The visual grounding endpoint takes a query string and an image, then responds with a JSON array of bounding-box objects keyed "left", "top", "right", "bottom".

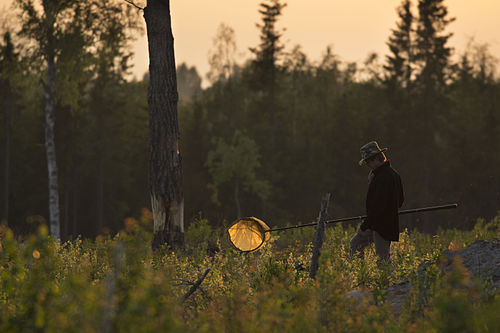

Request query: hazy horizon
[{"left": 1, "top": 0, "right": 499, "bottom": 84}]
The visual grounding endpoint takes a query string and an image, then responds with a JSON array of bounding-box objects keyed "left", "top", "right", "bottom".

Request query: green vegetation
[
  {"left": 1, "top": 213, "right": 498, "bottom": 332},
  {"left": 1, "top": 1, "right": 498, "bottom": 330},
  {"left": 2, "top": 0, "right": 500, "bottom": 238}
]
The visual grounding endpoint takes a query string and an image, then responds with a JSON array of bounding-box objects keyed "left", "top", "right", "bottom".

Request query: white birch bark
[{"left": 44, "top": 46, "right": 60, "bottom": 239}]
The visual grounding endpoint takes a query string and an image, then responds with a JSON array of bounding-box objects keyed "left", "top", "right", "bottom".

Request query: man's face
[{"left": 365, "top": 158, "right": 380, "bottom": 170}]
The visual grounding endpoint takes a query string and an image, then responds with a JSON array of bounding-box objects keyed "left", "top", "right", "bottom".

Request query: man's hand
[
  {"left": 359, "top": 219, "right": 370, "bottom": 232},
  {"left": 357, "top": 219, "right": 372, "bottom": 237},
  {"left": 357, "top": 227, "right": 372, "bottom": 238}
]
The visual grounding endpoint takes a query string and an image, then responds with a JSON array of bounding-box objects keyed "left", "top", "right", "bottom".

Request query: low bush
[{"left": 0, "top": 213, "right": 498, "bottom": 332}]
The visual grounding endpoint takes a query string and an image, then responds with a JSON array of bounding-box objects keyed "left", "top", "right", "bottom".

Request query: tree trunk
[
  {"left": 62, "top": 173, "right": 73, "bottom": 240},
  {"left": 72, "top": 183, "right": 78, "bottom": 236},
  {"left": 269, "top": 66, "right": 276, "bottom": 150},
  {"left": 63, "top": 181, "right": 69, "bottom": 240},
  {"left": 2, "top": 96, "right": 11, "bottom": 225},
  {"left": 97, "top": 152, "right": 104, "bottom": 235},
  {"left": 144, "top": 0, "right": 184, "bottom": 251},
  {"left": 234, "top": 182, "right": 241, "bottom": 219},
  {"left": 44, "top": 46, "right": 61, "bottom": 239}
]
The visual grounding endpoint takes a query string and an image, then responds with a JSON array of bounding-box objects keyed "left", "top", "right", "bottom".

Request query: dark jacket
[{"left": 360, "top": 160, "right": 404, "bottom": 241}]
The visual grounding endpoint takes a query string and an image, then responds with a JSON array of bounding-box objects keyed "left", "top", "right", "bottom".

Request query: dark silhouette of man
[{"left": 350, "top": 141, "right": 404, "bottom": 262}]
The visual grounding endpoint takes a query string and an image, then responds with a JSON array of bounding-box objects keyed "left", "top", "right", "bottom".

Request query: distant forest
[{"left": 1, "top": 0, "right": 499, "bottom": 239}]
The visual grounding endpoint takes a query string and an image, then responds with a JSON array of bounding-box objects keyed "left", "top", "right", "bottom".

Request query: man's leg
[
  {"left": 349, "top": 229, "right": 373, "bottom": 259},
  {"left": 373, "top": 231, "right": 391, "bottom": 262}
]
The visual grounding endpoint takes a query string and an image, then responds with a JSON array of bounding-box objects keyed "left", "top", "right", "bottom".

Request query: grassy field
[{"left": 1, "top": 211, "right": 499, "bottom": 332}]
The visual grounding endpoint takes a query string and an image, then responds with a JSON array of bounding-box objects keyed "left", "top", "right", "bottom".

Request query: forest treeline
[{"left": 1, "top": 0, "right": 499, "bottom": 239}]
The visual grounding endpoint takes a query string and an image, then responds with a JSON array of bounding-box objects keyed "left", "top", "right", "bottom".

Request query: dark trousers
[{"left": 349, "top": 229, "right": 391, "bottom": 261}]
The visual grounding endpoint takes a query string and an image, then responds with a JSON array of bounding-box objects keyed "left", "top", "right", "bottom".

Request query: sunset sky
[{"left": 1, "top": 0, "right": 499, "bottom": 83}]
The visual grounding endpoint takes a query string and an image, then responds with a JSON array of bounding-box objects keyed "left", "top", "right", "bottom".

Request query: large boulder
[
  {"left": 442, "top": 239, "right": 500, "bottom": 288},
  {"left": 387, "top": 238, "right": 500, "bottom": 315}
]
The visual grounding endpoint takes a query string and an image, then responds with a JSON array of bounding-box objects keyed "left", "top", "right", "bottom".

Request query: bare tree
[{"left": 143, "top": 0, "right": 184, "bottom": 250}]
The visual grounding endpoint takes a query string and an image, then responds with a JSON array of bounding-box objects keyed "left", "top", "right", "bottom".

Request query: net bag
[{"left": 227, "top": 217, "right": 271, "bottom": 252}]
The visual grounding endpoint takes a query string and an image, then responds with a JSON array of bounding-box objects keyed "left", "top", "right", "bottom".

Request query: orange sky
[{"left": 1, "top": 0, "right": 499, "bottom": 83}]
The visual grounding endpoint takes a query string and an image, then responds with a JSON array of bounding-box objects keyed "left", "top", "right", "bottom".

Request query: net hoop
[{"left": 227, "top": 217, "right": 271, "bottom": 252}]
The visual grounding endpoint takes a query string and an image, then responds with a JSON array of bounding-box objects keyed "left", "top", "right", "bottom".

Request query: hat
[{"left": 359, "top": 141, "right": 388, "bottom": 166}]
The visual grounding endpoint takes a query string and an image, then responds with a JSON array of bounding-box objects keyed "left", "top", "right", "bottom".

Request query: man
[{"left": 350, "top": 141, "right": 404, "bottom": 262}]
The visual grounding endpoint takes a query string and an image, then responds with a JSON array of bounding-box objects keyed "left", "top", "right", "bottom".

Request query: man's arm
[{"left": 360, "top": 219, "right": 370, "bottom": 231}]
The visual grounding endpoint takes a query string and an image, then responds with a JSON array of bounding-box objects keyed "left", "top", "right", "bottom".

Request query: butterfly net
[{"left": 227, "top": 217, "right": 271, "bottom": 252}]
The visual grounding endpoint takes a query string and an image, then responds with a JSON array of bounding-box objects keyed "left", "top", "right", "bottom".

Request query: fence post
[{"left": 309, "top": 193, "right": 331, "bottom": 279}]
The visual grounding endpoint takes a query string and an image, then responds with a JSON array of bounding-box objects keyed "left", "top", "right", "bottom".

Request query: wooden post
[{"left": 309, "top": 193, "right": 331, "bottom": 279}]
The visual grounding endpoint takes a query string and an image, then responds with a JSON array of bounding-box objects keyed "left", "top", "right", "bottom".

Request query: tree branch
[
  {"left": 181, "top": 268, "right": 210, "bottom": 302},
  {"left": 123, "top": 0, "right": 144, "bottom": 10}
]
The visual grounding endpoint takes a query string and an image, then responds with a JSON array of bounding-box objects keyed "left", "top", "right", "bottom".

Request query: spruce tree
[
  {"left": 414, "top": 0, "right": 455, "bottom": 92},
  {"left": 383, "top": 0, "right": 414, "bottom": 184},
  {"left": 384, "top": 0, "right": 413, "bottom": 89},
  {"left": 249, "top": 0, "right": 287, "bottom": 147},
  {"left": 413, "top": 0, "right": 455, "bottom": 231},
  {"left": 250, "top": 0, "right": 287, "bottom": 87}
]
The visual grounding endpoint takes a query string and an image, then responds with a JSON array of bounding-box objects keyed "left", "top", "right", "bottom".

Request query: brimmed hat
[{"left": 359, "top": 141, "right": 388, "bottom": 166}]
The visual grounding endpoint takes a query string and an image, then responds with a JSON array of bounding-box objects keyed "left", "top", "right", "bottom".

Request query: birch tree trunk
[
  {"left": 144, "top": 0, "right": 184, "bottom": 250},
  {"left": 44, "top": 33, "right": 61, "bottom": 239}
]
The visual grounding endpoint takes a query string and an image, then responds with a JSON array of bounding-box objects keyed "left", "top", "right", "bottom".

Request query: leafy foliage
[
  {"left": 1, "top": 0, "right": 500, "bottom": 239},
  {"left": 0, "top": 214, "right": 498, "bottom": 331},
  {"left": 206, "top": 130, "right": 271, "bottom": 217}
]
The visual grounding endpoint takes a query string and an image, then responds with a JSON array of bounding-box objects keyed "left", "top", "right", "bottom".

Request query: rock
[
  {"left": 387, "top": 238, "right": 500, "bottom": 316},
  {"left": 442, "top": 239, "right": 500, "bottom": 288},
  {"left": 346, "top": 289, "right": 372, "bottom": 305},
  {"left": 386, "top": 280, "right": 410, "bottom": 315}
]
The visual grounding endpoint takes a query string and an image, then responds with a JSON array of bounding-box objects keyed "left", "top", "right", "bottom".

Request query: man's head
[
  {"left": 359, "top": 141, "right": 388, "bottom": 169},
  {"left": 364, "top": 152, "right": 387, "bottom": 170}
]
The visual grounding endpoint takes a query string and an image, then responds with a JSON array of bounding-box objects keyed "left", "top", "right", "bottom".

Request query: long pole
[{"left": 265, "top": 203, "right": 458, "bottom": 233}]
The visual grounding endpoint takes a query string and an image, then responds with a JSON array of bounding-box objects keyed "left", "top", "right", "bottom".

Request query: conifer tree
[
  {"left": 413, "top": 0, "right": 455, "bottom": 149},
  {"left": 414, "top": 0, "right": 455, "bottom": 92},
  {"left": 412, "top": 0, "right": 455, "bottom": 230},
  {"left": 249, "top": 0, "right": 287, "bottom": 147},
  {"left": 250, "top": 0, "right": 287, "bottom": 85},
  {"left": 383, "top": 0, "right": 414, "bottom": 173},
  {"left": 384, "top": 0, "right": 413, "bottom": 89}
]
